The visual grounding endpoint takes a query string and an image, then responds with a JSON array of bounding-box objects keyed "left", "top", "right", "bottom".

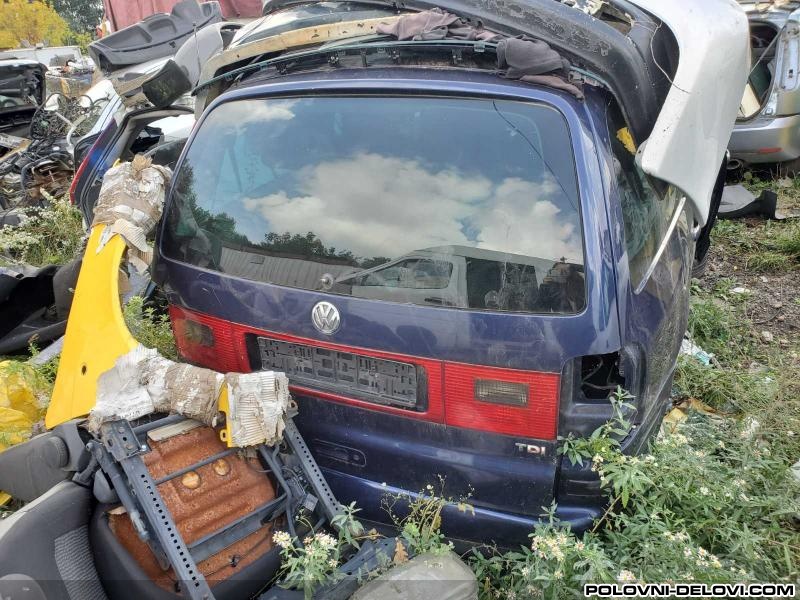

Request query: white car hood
[{"left": 630, "top": 0, "right": 749, "bottom": 225}]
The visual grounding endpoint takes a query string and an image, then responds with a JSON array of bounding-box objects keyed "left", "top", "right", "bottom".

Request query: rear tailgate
[{"left": 156, "top": 76, "right": 620, "bottom": 544}]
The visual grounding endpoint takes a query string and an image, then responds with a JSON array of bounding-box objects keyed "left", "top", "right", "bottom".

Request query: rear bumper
[
  {"left": 322, "top": 470, "right": 600, "bottom": 549},
  {"left": 302, "top": 386, "right": 668, "bottom": 548},
  {"left": 729, "top": 114, "right": 800, "bottom": 164}
]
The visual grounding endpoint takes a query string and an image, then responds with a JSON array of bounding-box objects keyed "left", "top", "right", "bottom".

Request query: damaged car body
[{"left": 149, "top": 0, "right": 748, "bottom": 547}]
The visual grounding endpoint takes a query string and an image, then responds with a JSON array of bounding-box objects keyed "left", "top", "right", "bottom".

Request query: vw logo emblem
[{"left": 311, "top": 301, "right": 341, "bottom": 334}]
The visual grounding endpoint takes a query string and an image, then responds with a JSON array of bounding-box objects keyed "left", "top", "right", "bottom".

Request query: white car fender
[{"left": 631, "top": 0, "right": 750, "bottom": 226}]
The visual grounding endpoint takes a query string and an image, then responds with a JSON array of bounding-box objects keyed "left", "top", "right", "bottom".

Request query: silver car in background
[{"left": 730, "top": 0, "right": 800, "bottom": 168}]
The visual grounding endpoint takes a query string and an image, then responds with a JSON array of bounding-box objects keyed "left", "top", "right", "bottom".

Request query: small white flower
[
  {"left": 699, "top": 486, "right": 710, "bottom": 496},
  {"left": 574, "top": 541, "right": 585, "bottom": 552},
  {"left": 671, "top": 433, "right": 689, "bottom": 446},
  {"left": 314, "top": 532, "right": 337, "bottom": 550},
  {"left": 272, "top": 530, "right": 293, "bottom": 549},
  {"left": 525, "top": 585, "right": 541, "bottom": 598},
  {"left": 787, "top": 431, "right": 795, "bottom": 437},
  {"left": 553, "top": 570, "right": 563, "bottom": 580},
  {"left": 617, "top": 570, "right": 636, "bottom": 582}
]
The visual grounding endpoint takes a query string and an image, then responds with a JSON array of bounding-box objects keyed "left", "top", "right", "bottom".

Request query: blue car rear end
[{"left": 153, "top": 65, "right": 692, "bottom": 547}]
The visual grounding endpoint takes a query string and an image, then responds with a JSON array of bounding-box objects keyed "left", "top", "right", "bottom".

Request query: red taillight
[
  {"left": 168, "top": 306, "right": 250, "bottom": 373},
  {"left": 69, "top": 154, "right": 89, "bottom": 205},
  {"left": 444, "top": 363, "right": 559, "bottom": 439},
  {"left": 167, "top": 305, "right": 559, "bottom": 440}
]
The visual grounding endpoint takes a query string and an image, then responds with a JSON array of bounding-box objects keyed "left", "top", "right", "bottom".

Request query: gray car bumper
[{"left": 729, "top": 114, "right": 800, "bottom": 164}]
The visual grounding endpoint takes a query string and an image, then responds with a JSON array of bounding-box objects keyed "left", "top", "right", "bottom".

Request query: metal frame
[
  {"left": 92, "top": 415, "right": 343, "bottom": 600},
  {"left": 97, "top": 419, "right": 215, "bottom": 600}
]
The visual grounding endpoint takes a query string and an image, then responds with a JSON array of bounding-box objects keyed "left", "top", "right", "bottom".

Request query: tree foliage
[
  {"left": 50, "top": 0, "right": 104, "bottom": 35},
  {"left": 0, "top": 0, "right": 72, "bottom": 49}
]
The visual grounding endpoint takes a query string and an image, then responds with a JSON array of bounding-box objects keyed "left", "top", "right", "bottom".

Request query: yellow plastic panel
[
  {"left": 216, "top": 385, "right": 234, "bottom": 447},
  {"left": 45, "top": 225, "right": 138, "bottom": 428}
]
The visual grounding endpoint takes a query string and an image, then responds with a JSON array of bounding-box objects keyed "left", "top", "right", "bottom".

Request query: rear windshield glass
[{"left": 163, "top": 96, "right": 585, "bottom": 314}]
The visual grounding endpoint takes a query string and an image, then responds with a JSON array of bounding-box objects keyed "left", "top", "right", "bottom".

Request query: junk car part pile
[{"left": 0, "top": 92, "right": 110, "bottom": 210}]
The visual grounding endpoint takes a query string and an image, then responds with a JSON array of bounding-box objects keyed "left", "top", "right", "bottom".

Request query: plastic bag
[{"left": 0, "top": 361, "right": 46, "bottom": 450}]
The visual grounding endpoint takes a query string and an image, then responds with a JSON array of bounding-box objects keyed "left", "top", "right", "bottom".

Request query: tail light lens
[
  {"left": 475, "top": 379, "right": 529, "bottom": 407},
  {"left": 168, "top": 305, "right": 560, "bottom": 440},
  {"left": 69, "top": 130, "right": 109, "bottom": 206},
  {"left": 69, "top": 154, "right": 89, "bottom": 205},
  {"left": 445, "top": 363, "right": 559, "bottom": 439},
  {"left": 168, "top": 306, "right": 249, "bottom": 373}
]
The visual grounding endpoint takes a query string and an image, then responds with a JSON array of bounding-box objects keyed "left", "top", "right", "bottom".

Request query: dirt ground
[{"left": 703, "top": 217, "right": 800, "bottom": 347}]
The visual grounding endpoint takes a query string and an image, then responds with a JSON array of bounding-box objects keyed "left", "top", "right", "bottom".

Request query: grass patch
[
  {"left": 469, "top": 411, "right": 800, "bottom": 598},
  {"left": 749, "top": 251, "right": 791, "bottom": 273},
  {"left": 0, "top": 193, "right": 84, "bottom": 267},
  {"left": 773, "top": 222, "right": 800, "bottom": 259},
  {"left": 709, "top": 207, "right": 800, "bottom": 273}
]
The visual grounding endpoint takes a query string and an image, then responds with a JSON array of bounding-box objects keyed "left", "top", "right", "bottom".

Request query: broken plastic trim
[{"left": 193, "top": 38, "right": 501, "bottom": 95}]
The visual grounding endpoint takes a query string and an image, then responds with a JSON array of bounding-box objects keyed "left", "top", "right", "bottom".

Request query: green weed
[
  {"left": 122, "top": 296, "right": 178, "bottom": 360},
  {"left": 0, "top": 193, "right": 84, "bottom": 267}
]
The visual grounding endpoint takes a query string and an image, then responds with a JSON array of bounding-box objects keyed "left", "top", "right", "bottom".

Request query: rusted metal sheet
[
  {"left": 103, "top": 0, "right": 262, "bottom": 32},
  {"left": 109, "top": 424, "right": 277, "bottom": 589}
]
